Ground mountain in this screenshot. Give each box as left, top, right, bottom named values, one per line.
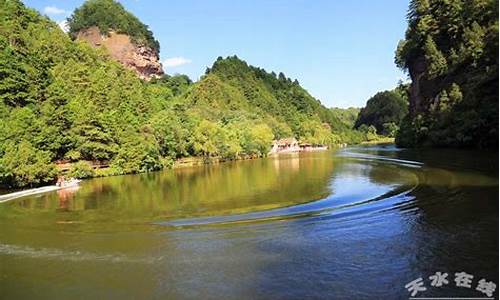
left=0, top=0, right=169, bottom=187
left=395, top=0, right=498, bottom=148
left=68, top=0, right=163, bottom=80
left=184, top=56, right=363, bottom=142
left=0, top=0, right=369, bottom=188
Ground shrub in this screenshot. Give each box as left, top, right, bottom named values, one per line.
left=68, top=161, right=95, bottom=178
left=110, top=131, right=163, bottom=174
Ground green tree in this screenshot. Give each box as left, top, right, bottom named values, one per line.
left=0, top=141, right=58, bottom=188
left=110, top=129, right=163, bottom=174
left=243, top=124, right=274, bottom=155
left=423, top=36, right=447, bottom=78
left=68, top=161, right=95, bottom=178
left=382, top=122, right=399, bottom=137
left=395, top=0, right=498, bottom=148
left=192, top=120, right=220, bottom=156
left=150, top=110, right=191, bottom=158
left=355, top=90, right=408, bottom=134
left=151, top=74, right=193, bottom=96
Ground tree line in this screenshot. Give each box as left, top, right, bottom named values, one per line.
left=395, top=0, right=498, bottom=148
left=0, top=0, right=377, bottom=188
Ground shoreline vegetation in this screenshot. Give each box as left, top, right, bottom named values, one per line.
left=394, top=0, right=498, bottom=148
left=0, top=137, right=392, bottom=196
left=54, top=138, right=392, bottom=183
left=1, top=133, right=391, bottom=192
left=360, top=137, right=395, bottom=145
left=0, top=0, right=391, bottom=189
left=1, top=0, right=496, bottom=189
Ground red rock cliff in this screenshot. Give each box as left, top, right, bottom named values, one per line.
left=77, top=26, right=163, bottom=80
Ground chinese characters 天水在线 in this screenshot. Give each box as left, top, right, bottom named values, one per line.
left=405, top=271, right=496, bottom=297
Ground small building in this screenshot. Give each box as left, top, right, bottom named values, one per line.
left=269, top=138, right=300, bottom=154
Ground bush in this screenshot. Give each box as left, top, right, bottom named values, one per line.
left=64, top=150, right=82, bottom=162
left=382, top=122, right=399, bottom=137
left=68, top=161, right=95, bottom=178
left=365, top=125, right=378, bottom=141
left=94, top=167, right=121, bottom=177
left=110, top=131, right=163, bottom=174
left=160, top=157, right=174, bottom=169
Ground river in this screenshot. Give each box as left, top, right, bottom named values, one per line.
left=0, top=145, right=497, bottom=299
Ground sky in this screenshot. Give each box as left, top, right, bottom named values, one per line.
left=25, top=0, right=410, bottom=108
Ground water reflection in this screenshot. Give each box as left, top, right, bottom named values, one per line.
left=0, top=152, right=339, bottom=228
left=0, top=146, right=497, bottom=299
left=56, top=187, right=79, bottom=212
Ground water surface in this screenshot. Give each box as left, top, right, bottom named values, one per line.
left=0, top=146, right=497, bottom=299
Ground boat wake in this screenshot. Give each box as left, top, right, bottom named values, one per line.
left=0, top=186, right=62, bottom=203
left=0, top=180, right=81, bottom=204
left=159, top=150, right=423, bottom=229
left=0, top=243, right=162, bottom=264
left=159, top=188, right=416, bottom=228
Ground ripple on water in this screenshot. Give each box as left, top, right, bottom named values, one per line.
left=160, top=152, right=422, bottom=229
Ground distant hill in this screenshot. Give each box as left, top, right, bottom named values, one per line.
left=354, top=90, right=408, bottom=135
left=184, top=56, right=359, bottom=141
left=331, top=107, right=360, bottom=129
left=0, top=1, right=368, bottom=188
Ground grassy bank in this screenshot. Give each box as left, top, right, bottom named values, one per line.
left=360, top=137, right=395, bottom=145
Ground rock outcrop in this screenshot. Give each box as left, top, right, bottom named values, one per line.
left=77, top=26, right=163, bottom=80
left=407, top=56, right=427, bottom=117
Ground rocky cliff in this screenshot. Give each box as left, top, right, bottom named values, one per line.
left=77, top=26, right=163, bottom=80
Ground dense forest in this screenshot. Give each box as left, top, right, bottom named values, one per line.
left=197, top=56, right=367, bottom=144
left=4, top=0, right=494, bottom=188
left=331, top=107, right=360, bottom=129
left=354, top=86, right=408, bottom=137
left=0, top=0, right=371, bottom=188
left=395, top=0, right=498, bottom=148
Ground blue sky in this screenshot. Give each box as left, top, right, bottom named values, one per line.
left=25, top=0, right=410, bottom=108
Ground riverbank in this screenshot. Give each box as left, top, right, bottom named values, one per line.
left=1, top=138, right=393, bottom=191
left=2, top=145, right=497, bottom=299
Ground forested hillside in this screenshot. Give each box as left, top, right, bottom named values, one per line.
left=354, top=87, right=408, bottom=137
left=395, top=0, right=498, bottom=148
left=0, top=0, right=368, bottom=188
left=330, top=107, right=360, bottom=129
left=189, top=56, right=364, bottom=143
left=0, top=0, right=174, bottom=187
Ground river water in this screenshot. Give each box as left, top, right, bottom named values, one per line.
left=0, top=145, right=497, bottom=299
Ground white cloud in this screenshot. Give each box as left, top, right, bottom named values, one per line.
left=43, top=6, right=66, bottom=15
left=58, top=20, right=69, bottom=33
left=163, top=57, right=192, bottom=68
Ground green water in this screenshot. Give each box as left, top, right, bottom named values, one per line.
left=0, top=146, right=497, bottom=299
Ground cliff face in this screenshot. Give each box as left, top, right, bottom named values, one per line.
left=407, top=56, right=451, bottom=118
left=77, top=26, right=163, bottom=80
left=407, top=56, right=426, bottom=117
